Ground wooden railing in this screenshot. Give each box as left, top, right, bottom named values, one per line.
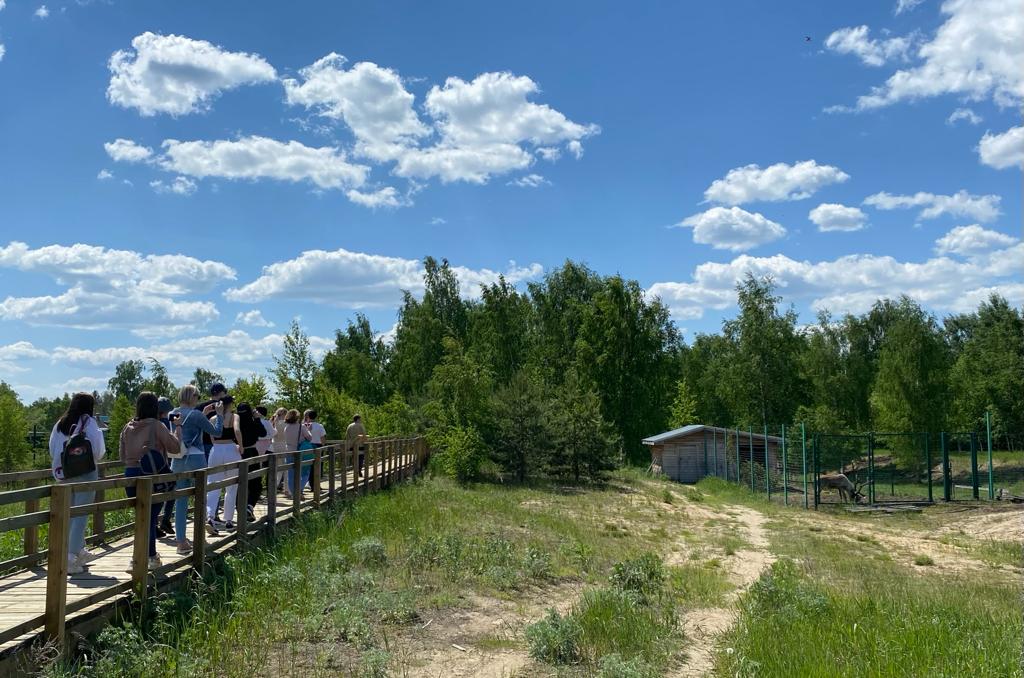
left=0, top=436, right=427, bottom=651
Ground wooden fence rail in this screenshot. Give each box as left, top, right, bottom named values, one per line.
left=0, top=435, right=427, bottom=658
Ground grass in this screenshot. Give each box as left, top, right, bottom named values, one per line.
left=912, top=553, right=935, bottom=566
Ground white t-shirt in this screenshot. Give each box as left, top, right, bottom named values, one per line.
left=48, top=415, right=106, bottom=480
left=308, top=421, right=327, bottom=444
left=254, top=418, right=275, bottom=454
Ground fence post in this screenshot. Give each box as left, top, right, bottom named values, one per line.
left=375, top=441, right=384, bottom=492
left=341, top=445, right=350, bottom=500
left=292, top=451, right=302, bottom=515
left=734, top=428, right=740, bottom=484
left=867, top=432, right=876, bottom=504
left=970, top=432, right=979, bottom=500
left=764, top=424, right=770, bottom=498
left=131, top=476, right=153, bottom=599
left=236, top=459, right=249, bottom=547
left=713, top=429, right=719, bottom=478
left=801, top=423, right=808, bottom=509
left=266, top=454, right=277, bottom=533
left=45, top=483, right=71, bottom=646
left=748, top=426, right=754, bottom=492
left=985, top=411, right=994, bottom=500
left=813, top=434, right=820, bottom=509
left=25, top=477, right=40, bottom=558
left=781, top=424, right=788, bottom=506
left=192, top=469, right=208, bottom=572
left=93, top=465, right=106, bottom=544
left=312, top=447, right=322, bottom=507
left=328, top=444, right=337, bottom=502
left=925, top=433, right=933, bottom=503
left=941, top=432, right=951, bottom=501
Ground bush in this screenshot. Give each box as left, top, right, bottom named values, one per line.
left=526, top=608, right=583, bottom=664
left=598, top=653, right=660, bottom=678
left=914, top=554, right=935, bottom=566
left=351, top=537, right=387, bottom=567
left=609, top=553, right=665, bottom=603
left=438, top=425, right=486, bottom=483
left=572, top=588, right=673, bottom=664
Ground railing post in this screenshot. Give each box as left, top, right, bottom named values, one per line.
left=312, top=447, right=322, bottom=507
left=236, top=459, right=249, bottom=547
left=781, top=424, right=788, bottom=506
left=328, top=444, right=336, bottom=503
left=985, top=411, right=994, bottom=500
left=801, top=423, right=808, bottom=509
left=25, top=477, right=40, bottom=558
left=868, top=432, right=876, bottom=504
left=941, top=432, right=951, bottom=501
left=764, top=424, right=770, bottom=498
left=131, top=476, right=154, bottom=599
left=266, top=454, right=278, bottom=533
left=93, top=465, right=106, bottom=544
left=363, top=443, right=372, bottom=495
left=192, top=469, right=208, bottom=572
left=970, top=432, right=980, bottom=500
left=292, top=451, right=302, bottom=515
left=925, top=433, right=933, bottom=503
left=45, top=483, right=71, bottom=647
left=342, top=445, right=350, bottom=500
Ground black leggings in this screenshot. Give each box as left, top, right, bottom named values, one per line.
left=241, top=447, right=263, bottom=507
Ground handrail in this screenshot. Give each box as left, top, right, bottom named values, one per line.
left=0, top=435, right=428, bottom=653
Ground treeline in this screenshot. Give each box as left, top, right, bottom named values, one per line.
left=6, top=258, right=1022, bottom=479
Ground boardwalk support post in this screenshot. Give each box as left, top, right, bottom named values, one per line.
left=25, top=478, right=40, bottom=558
left=44, top=483, right=72, bottom=647
left=236, top=459, right=249, bottom=547
left=312, top=447, right=322, bottom=507
left=192, top=469, right=208, bottom=572
left=327, top=445, right=336, bottom=503
left=266, top=455, right=277, bottom=533
left=131, top=476, right=153, bottom=599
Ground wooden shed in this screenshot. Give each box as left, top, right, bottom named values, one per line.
left=643, top=425, right=782, bottom=483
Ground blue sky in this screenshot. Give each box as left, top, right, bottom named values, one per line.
left=0, top=0, right=1020, bottom=401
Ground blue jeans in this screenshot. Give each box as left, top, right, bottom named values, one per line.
left=63, top=469, right=99, bottom=557
left=170, top=453, right=206, bottom=542
left=287, top=453, right=311, bottom=495
left=125, top=467, right=162, bottom=557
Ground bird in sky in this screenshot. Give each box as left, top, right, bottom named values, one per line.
left=805, top=35, right=812, bottom=42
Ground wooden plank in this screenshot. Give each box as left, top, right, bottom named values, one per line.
left=131, top=477, right=153, bottom=599
left=327, top=445, right=336, bottom=503
left=311, top=447, right=321, bottom=508
left=69, top=497, right=134, bottom=518
left=192, top=469, right=207, bottom=573
left=265, top=454, right=277, bottom=535
left=44, top=484, right=70, bottom=646
left=23, top=478, right=39, bottom=558
left=0, top=511, right=49, bottom=533
left=235, top=459, right=249, bottom=548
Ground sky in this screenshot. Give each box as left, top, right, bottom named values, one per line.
left=0, top=0, right=1020, bottom=402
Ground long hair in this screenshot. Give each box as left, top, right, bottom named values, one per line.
left=135, top=392, right=159, bottom=420
left=57, top=392, right=96, bottom=436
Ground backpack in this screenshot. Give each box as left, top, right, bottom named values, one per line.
left=61, top=416, right=97, bottom=480
left=138, top=421, right=173, bottom=493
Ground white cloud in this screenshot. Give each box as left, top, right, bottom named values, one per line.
left=394, top=143, right=533, bottom=184
left=895, top=0, right=926, bottom=14
left=677, top=206, right=786, bottom=252
left=934, top=224, right=1018, bottom=256
left=283, top=53, right=429, bottom=162
left=0, top=44, right=5, bottom=62
left=104, top=138, right=153, bottom=163
left=150, top=175, right=197, bottom=195
left=946, top=107, right=982, bottom=125
left=0, top=341, right=47, bottom=361
left=863, top=190, right=1001, bottom=222
left=808, top=203, right=868, bottom=232
left=507, top=173, right=550, bottom=188
left=567, top=140, right=584, bottom=159
left=158, top=136, right=369, bottom=190
left=225, top=248, right=543, bottom=307
left=825, top=25, right=915, bottom=67
left=537, top=147, right=561, bottom=161
left=234, top=310, right=274, bottom=327
left=703, top=160, right=849, bottom=205
left=345, top=186, right=405, bottom=208
left=0, top=1, right=6, bottom=11
left=34, top=5, right=49, bottom=19
left=648, top=239, right=1024, bottom=321
left=107, top=32, right=277, bottom=116
left=851, top=0, right=1024, bottom=111
left=429, top=217, right=447, bottom=225
left=977, top=125, right=1024, bottom=169
left=97, top=169, right=114, bottom=180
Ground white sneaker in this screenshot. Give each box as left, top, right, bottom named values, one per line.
left=148, top=555, right=163, bottom=570
left=67, top=559, right=84, bottom=575
left=75, top=549, right=99, bottom=566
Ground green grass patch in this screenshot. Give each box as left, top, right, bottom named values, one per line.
left=912, top=553, right=935, bottom=566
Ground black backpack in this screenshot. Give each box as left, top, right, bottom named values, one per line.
left=61, top=416, right=97, bottom=480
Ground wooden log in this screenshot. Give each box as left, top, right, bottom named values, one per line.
left=236, top=458, right=249, bottom=547
left=44, top=483, right=71, bottom=646
left=24, top=478, right=39, bottom=557
left=0, top=510, right=49, bottom=533
left=192, top=469, right=208, bottom=573
left=131, top=476, right=153, bottom=599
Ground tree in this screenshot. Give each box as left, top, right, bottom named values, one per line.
left=106, top=395, right=134, bottom=458
left=682, top=334, right=735, bottom=426
left=320, top=313, right=391, bottom=405
left=108, top=360, right=145, bottom=401
left=491, top=370, right=554, bottom=482
left=551, top=370, right=620, bottom=482
left=270, top=320, right=319, bottom=408
left=0, top=383, right=30, bottom=471
left=667, top=379, right=698, bottom=429
left=469, top=277, right=535, bottom=386
left=422, top=337, right=493, bottom=446
left=191, top=368, right=223, bottom=395
left=231, top=374, right=271, bottom=408
left=141, top=358, right=176, bottom=400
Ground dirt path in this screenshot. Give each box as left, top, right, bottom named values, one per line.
left=673, top=504, right=775, bottom=678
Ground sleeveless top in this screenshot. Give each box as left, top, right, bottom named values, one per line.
left=212, top=415, right=236, bottom=443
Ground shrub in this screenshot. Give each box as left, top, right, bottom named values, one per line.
left=526, top=608, right=583, bottom=664
left=598, top=653, right=660, bottom=678
left=914, top=554, right=935, bottom=566
left=572, top=588, right=673, bottom=664
left=439, top=425, right=486, bottom=483
left=609, top=553, right=665, bottom=603
left=523, top=547, right=553, bottom=580
left=351, top=537, right=387, bottom=567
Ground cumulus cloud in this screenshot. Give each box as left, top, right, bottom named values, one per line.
left=34, top=5, right=48, bottom=19
left=97, top=169, right=114, bottom=180
left=703, top=160, right=849, bottom=205
left=977, top=125, right=1024, bottom=169
left=934, top=224, right=1018, bottom=256
left=507, top=173, right=550, bottom=188
left=345, top=186, right=405, bottom=208
left=283, top=54, right=429, bottom=162
left=895, top=0, right=926, bottom=14
left=677, top=207, right=786, bottom=252
left=808, top=203, right=868, bottom=232
left=648, top=239, right=1024, bottom=321
left=150, top=176, right=197, bottom=195
left=825, top=25, right=915, bottom=67
left=848, top=0, right=1023, bottom=111
left=946, top=107, right=982, bottom=125
left=104, top=138, right=153, bottom=163
left=224, top=248, right=543, bottom=307
left=234, top=310, right=274, bottom=327
left=107, top=32, right=277, bottom=116
left=862, top=190, right=1001, bottom=222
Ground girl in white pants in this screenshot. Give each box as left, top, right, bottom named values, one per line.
left=206, top=398, right=243, bottom=530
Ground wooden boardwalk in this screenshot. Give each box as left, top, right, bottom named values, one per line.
left=0, top=437, right=425, bottom=665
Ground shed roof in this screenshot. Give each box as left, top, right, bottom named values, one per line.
left=642, top=425, right=783, bottom=445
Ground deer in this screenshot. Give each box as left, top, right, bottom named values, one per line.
left=819, top=463, right=866, bottom=504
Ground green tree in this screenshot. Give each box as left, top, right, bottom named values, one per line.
left=231, top=374, right=271, bottom=408
left=106, top=395, right=134, bottom=458
left=667, top=379, right=698, bottom=429
left=320, top=313, right=391, bottom=405
left=422, top=337, right=493, bottom=446
left=107, top=360, right=145, bottom=401
left=469, top=277, right=535, bottom=385
left=682, top=334, right=735, bottom=426
left=491, top=370, right=554, bottom=482
left=191, top=368, right=223, bottom=395
left=551, top=370, right=620, bottom=482
left=271, top=320, right=319, bottom=408
left=0, top=383, right=30, bottom=471
left=141, top=358, right=176, bottom=400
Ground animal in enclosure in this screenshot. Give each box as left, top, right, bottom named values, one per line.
left=819, top=472, right=865, bottom=503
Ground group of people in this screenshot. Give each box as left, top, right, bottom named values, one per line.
left=48, top=383, right=364, bottom=575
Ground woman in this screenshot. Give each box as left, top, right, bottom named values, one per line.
left=48, top=393, right=106, bottom=575
left=120, top=392, right=180, bottom=570
left=169, top=385, right=222, bottom=554
left=236, top=403, right=266, bottom=521
left=206, top=396, right=243, bottom=531
left=271, top=407, right=288, bottom=494
left=282, top=409, right=312, bottom=498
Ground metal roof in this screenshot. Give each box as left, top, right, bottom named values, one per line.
left=642, top=424, right=783, bottom=445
